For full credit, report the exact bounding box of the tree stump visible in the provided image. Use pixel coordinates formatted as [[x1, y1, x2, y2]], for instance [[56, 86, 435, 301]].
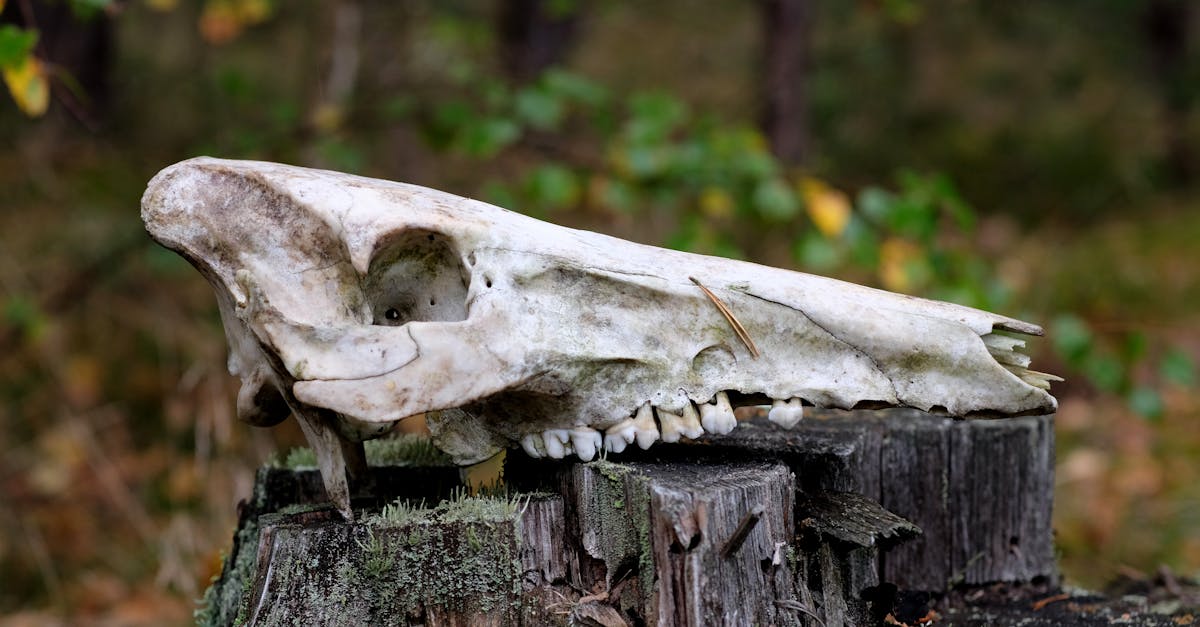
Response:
[[197, 409, 1057, 626]]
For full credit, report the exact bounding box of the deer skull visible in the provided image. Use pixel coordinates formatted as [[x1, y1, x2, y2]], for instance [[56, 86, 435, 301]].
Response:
[[142, 157, 1058, 518]]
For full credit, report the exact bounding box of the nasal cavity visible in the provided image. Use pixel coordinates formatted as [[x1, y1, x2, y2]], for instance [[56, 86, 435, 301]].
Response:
[[365, 229, 470, 325]]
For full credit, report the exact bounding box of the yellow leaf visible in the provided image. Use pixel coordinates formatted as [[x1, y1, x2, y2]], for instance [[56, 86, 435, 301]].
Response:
[[145, 0, 178, 11], [800, 177, 851, 238], [2, 55, 48, 117], [199, 2, 242, 44], [237, 0, 272, 24], [0, 1, 6, 14], [310, 102, 344, 134], [699, 186, 734, 219], [879, 237, 920, 292]]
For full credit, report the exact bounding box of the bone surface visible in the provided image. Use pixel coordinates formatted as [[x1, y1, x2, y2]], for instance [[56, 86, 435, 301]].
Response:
[[142, 157, 1059, 516]]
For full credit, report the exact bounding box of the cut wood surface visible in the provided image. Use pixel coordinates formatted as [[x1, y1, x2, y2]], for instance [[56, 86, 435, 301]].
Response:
[[199, 409, 1060, 626]]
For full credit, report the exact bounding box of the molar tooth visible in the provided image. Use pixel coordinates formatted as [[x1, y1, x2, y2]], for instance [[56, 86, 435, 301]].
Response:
[[543, 429, 569, 459], [633, 403, 660, 450], [521, 433, 545, 458], [656, 407, 685, 443], [604, 418, 637, 453], [571, 427, 602, 461], [699, 392, 737, 435], [657, 403, 704, 442], [679, 403, 705, 439], [768, 398, 804, 429]]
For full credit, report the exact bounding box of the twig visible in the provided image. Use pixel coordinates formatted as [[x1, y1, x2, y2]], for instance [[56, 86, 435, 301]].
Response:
[[1031, 592, 1069, 611], [690, 277, 760, 358], [720, 503, 764, 558], [775, 598, 826, 625]]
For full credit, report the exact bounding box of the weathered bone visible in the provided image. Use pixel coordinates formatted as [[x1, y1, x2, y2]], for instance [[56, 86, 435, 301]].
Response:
[[142, 157, 1059, 518]]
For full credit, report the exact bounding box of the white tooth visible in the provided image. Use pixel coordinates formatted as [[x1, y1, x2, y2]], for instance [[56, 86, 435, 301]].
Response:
[[543, 430, 568, 459], [633, 403, 660, 449], [656, 407, 686, 443], [604, 418, 637, 453], [699, 392, 737, 435], [768, 398, 804, 429], [521, 433, 545, 458], [571, 427, 602, 461], [679, 403, 704, 439]]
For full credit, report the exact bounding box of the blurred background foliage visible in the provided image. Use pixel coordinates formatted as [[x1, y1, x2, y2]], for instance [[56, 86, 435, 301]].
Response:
[[0, 0, 1198, 623]]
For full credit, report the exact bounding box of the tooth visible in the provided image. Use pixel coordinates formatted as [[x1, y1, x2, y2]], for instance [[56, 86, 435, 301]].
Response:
[[768, 398, 804, 429], [679, 403, 704, 439], [604, 418, 637, 453], [543, 429, 569, 459], [699, 392, 737, 435], [633, 403, 660, 449], [521, 433, 545, 458], [656, 407, 685, 443], [571, 427, 602, 461]]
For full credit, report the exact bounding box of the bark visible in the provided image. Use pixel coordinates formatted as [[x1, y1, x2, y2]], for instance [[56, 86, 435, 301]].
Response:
[[198, 409, 1058, 626]]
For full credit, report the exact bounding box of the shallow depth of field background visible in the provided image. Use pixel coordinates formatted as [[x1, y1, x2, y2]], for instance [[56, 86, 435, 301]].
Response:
[[1, 1, 1198, 623]]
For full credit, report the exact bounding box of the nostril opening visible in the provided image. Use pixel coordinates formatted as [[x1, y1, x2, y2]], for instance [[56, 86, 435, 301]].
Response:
[[485, 275, 493, 288], [385, 308, 401, 321]]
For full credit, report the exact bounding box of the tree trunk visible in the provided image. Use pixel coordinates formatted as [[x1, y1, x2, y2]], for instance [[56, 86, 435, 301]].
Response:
[[496, 0, 583, 83], [197, 409, 1057, 626], [760, 0, 810, 167], [1142, 0, 1194, 185]]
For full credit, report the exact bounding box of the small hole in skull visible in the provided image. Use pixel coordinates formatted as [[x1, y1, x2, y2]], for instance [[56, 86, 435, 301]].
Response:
[[385, 308, 401, 321], [427, 234, 435, 241], [485, 276, 493, 288], [429, 298, 436, 306]]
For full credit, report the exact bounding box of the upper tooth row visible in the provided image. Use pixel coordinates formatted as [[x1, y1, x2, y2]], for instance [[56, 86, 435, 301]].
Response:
[[518, 393, 804, 461]]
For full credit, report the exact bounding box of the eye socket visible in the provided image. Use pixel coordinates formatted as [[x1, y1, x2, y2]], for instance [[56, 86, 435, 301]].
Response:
[[385, 308, 401, 321]]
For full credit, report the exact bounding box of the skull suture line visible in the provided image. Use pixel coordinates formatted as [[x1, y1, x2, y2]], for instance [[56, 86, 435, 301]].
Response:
[[142, 158, 1059, 519]]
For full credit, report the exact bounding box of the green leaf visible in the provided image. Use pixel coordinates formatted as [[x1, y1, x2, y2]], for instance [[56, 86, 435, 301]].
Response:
[[626, 91, 688, 142], [857, 187, 894, 223], [514, 86, 564, 130], [844, 215, 881, 268], [753, 178, 799, 221], [70, 0, 114, 19], [1084, 354, 1125, 394], [460, 117, 520, 157], [795, 231, 840, 271], [1051, 314, 1093, 366], [2, 293, 45, 341], [542, 69, 608, 106], [525, 164, 579, 211], [1159, 349, 1196, 387], [597, 178, 636, 214], [620, 145, 667, 179], [1121, 331, 1148, 362], [0, 26, 37, 69], [1126, 387, 1164, 420]]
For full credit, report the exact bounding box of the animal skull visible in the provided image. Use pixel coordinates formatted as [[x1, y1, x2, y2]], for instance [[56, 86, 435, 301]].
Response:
[[142, 157, 1059, 519]]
